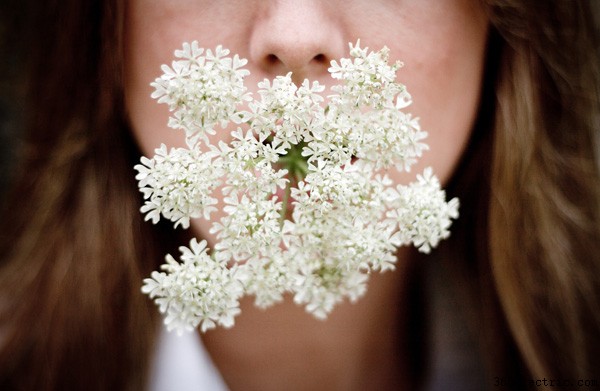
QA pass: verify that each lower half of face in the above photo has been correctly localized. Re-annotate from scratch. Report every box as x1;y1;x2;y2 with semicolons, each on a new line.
124;0;489;247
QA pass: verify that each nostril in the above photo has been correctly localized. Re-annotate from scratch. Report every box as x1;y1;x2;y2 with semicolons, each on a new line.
258;50;331;78
266;54;279;65
313;53;326;63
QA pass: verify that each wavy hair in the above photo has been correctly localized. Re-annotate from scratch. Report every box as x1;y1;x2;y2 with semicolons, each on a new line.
486;0;600;380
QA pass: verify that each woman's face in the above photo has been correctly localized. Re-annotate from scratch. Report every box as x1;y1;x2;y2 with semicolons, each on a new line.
124;0;488;246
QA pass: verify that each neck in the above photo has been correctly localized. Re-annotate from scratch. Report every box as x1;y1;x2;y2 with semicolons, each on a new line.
201;249;417;391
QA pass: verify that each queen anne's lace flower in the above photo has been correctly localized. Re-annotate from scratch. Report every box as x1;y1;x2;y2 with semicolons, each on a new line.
150;41;252;145
141;238;243;333
387;167;460;253
135;144;222;229
136;40;459;334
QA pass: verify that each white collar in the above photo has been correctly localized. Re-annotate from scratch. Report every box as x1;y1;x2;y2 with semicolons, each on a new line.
149;325;229;391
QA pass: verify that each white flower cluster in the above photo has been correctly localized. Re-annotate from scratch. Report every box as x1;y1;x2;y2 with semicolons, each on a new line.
136;40;459;334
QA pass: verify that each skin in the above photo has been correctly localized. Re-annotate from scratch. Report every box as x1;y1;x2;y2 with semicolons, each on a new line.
124;1;489;389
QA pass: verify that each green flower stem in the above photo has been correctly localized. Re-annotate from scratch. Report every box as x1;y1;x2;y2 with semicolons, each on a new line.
277;142;308;224
279;180;291;226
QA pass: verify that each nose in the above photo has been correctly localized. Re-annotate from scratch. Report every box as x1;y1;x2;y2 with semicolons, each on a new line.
249;1;346;84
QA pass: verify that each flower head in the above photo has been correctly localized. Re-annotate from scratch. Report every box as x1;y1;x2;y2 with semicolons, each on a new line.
141;238;244;334
137;40;459;332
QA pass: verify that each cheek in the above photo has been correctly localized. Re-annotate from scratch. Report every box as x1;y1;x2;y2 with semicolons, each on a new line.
124;9;184;156
124;78;176;157
411;54;483;184
390;16;488;185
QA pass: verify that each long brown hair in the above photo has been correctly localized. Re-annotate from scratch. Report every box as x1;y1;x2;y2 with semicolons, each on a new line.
0;1;170;389
486;0;600;380
443;0;600;385
0;1;598;390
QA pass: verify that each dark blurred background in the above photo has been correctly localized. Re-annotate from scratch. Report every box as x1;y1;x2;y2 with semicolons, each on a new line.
0;0;26;207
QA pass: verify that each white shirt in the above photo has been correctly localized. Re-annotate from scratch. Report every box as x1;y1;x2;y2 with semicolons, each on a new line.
149;326;229;391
